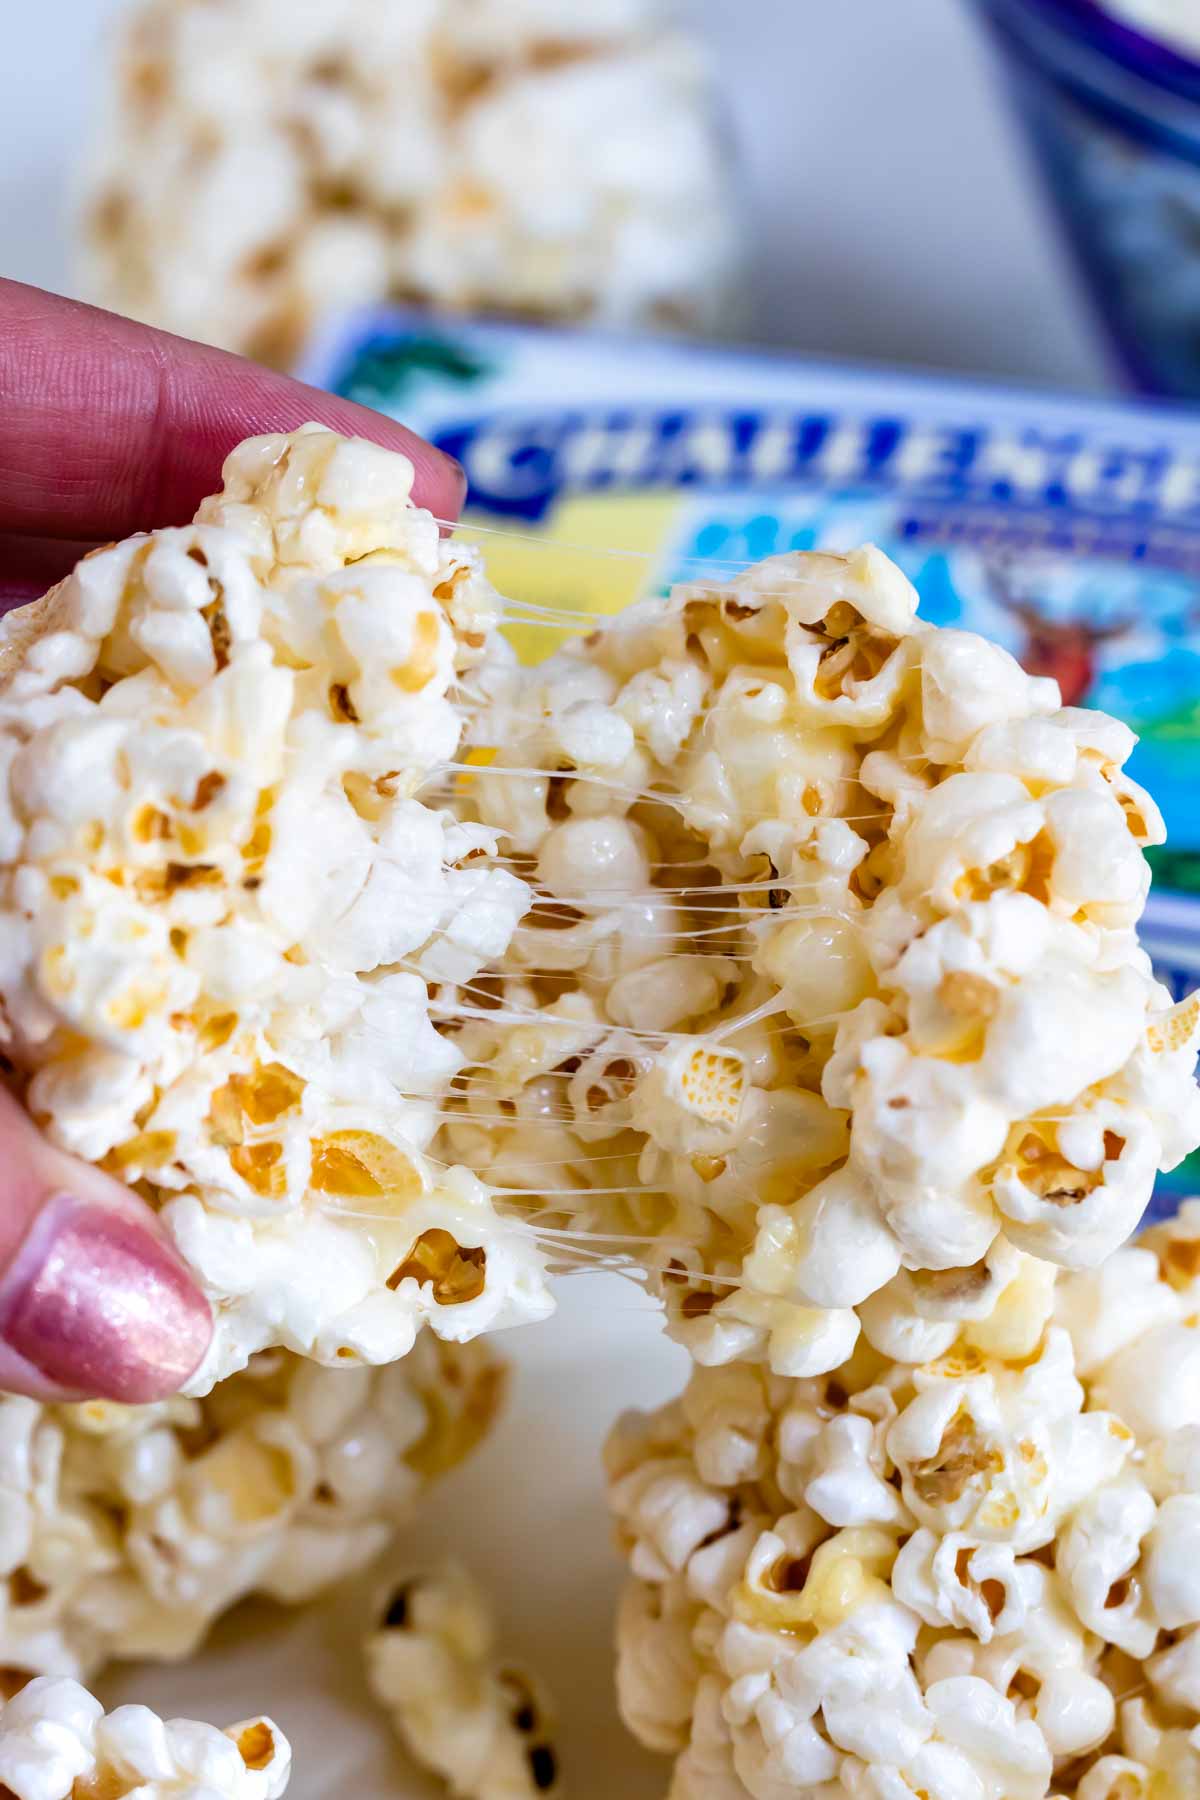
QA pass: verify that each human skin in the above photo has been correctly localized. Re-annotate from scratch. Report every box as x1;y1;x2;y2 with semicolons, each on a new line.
0;281;465;1402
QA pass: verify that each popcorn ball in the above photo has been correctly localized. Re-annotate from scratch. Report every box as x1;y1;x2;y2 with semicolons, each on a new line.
80;0;736;367
0;424;552;1390
0;1332;503;1684
0;1676;289;1800
446;544;1200;1377
606;1204;1200;1799
366;1563;559;1800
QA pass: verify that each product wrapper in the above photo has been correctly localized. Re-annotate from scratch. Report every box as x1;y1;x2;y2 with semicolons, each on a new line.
306;307;1200;1205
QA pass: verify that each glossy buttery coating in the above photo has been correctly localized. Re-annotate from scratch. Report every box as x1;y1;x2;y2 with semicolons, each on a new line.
445;545;1200;1375
0;424;550;1391
608;1203;1200;1799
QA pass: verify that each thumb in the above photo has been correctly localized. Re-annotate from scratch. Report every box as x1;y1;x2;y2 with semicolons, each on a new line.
0;1088;211;1403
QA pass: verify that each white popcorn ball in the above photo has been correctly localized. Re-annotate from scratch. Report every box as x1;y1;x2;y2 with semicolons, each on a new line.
79;0;737;366
0;1312;504;1684
608;1209;1200;1800
0;1676;290;1800
0;426;552;1388
365;1563;559;1800
452;543;1198;1376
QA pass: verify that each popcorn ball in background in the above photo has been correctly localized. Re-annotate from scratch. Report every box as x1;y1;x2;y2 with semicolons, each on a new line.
79;0;737;368
444;545;1200;1378
0;1676;290;1800
0;1333;502;1684
607;1202;1200;1800
0;424;553;1392
366;1563;560;1800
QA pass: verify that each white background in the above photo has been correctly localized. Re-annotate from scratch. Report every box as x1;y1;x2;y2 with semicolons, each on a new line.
0;2;1118;1795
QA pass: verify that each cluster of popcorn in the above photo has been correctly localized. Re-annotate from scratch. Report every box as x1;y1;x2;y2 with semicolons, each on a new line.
0;1331;502;1683
0;424;553;1390
447;544;1200;1378
80;0;736;368
0;1677;290;1800
366;1563;560;1800
607;1204;1200;1799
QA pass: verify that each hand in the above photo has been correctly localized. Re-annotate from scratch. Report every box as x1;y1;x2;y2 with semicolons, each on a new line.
0;280;466;1402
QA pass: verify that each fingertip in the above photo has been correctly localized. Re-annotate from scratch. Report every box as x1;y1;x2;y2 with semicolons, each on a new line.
0;1091;212;1402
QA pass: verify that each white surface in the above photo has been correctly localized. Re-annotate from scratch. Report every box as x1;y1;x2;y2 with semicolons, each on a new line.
0;4;1118;1797
1;0;1112;391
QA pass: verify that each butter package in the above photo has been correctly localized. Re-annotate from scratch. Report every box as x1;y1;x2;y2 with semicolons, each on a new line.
305;310;1200;1193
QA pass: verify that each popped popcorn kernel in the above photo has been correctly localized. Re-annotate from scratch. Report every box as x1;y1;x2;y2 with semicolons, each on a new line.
80;0;737;364
608;1208;1200;1799
366;1564;560;1800
448;543;1198;1377
0;426;552;1388
0;1677;290;1800
0;1333;504;1683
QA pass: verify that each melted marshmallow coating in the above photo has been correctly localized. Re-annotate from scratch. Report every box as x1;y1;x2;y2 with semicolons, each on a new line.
444;544;1200;1377
0;1333;503;1683
0;424;552;1391
608;1202;1200;1800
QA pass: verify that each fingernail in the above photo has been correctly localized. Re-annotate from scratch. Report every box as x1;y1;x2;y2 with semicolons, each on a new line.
0;1196;211;1403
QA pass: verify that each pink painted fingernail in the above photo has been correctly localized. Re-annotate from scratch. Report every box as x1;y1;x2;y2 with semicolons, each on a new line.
0;1196;211;1402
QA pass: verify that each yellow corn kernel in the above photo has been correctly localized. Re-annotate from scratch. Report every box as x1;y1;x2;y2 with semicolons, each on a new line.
193;1433;296;1526
105;983;166;1033
1148;991;1200;1056
792;1528;898;1630
912;1410;1002;1506
391;611;441;692
196;1011;238;1054
207;1083;244;1148
230;1062;305;1126
234;1723;277;1772
405;1353;507;1480
230;1141;287;1199
132;804;172;844
680;1048;744;1125
105;1130;177;1171
389;1228;487;1305
1159;1233;1200;1291
310;1131;423;1205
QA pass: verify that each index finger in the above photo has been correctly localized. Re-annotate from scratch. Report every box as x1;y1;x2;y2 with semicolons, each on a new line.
0;281;464;545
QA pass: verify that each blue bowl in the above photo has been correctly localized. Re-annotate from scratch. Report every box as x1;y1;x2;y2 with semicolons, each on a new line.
976;0;1200;397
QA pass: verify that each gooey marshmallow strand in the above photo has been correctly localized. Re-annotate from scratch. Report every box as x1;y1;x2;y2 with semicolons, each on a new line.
2;434;1200;1789
0;424;551;1393
447;542;1200;1377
